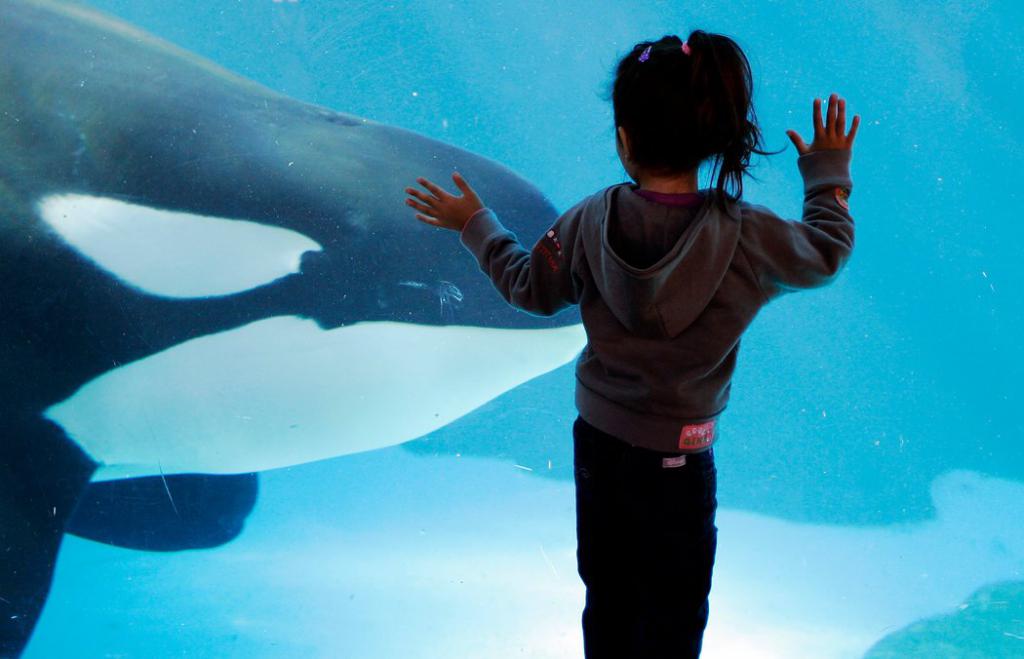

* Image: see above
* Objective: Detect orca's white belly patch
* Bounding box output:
[44,317,587,481]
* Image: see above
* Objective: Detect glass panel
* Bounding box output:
[2,1,1020,657]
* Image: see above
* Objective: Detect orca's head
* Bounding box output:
[4,0,580,332]
[34,109,580,332]
[4,0,588,479]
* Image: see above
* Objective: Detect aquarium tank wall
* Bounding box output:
[1,0,1021,657]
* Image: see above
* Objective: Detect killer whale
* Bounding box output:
[0,0,584,653]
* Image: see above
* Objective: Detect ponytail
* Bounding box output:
[607,31,783,212]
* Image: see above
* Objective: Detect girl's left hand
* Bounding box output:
[405,172,485,232]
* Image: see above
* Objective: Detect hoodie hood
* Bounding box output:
[581,184,742,339]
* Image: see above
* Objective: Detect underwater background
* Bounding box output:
[15,0,1023,657]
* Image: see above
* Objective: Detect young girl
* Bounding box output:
[405,30,858,658]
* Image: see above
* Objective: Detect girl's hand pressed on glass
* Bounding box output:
[405,172,485,232]
[786,92,860,155]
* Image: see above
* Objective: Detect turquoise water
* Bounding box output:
[11,0,1024,657]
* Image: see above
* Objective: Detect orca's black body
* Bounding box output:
[0,1,578,654]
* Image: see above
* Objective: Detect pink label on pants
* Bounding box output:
[679,420,716,451]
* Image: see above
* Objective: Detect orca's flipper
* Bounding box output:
[66,472,259,551]
[0,416,97,658]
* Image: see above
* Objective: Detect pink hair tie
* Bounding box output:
[681,41,691,55]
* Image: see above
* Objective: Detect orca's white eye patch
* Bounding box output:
[37,193,322,298]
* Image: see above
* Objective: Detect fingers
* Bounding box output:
[828,95,860,146]
[405,195,434,215]
[846,114,861,146]
[813,94,839,136]
[404,187,440,225]
[416,177,448,199]
[786,129,808,155]
[405,187,438,216]
[452,171,483,205]
[405,186,435,204]
[827,93,839,136]
[411,173,474,198]
[801,94,858,150]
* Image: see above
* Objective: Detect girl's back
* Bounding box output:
[406,29,859,659]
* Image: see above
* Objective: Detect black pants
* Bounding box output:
[573,415,718,659]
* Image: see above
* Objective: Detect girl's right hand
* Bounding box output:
[786,93,860,155]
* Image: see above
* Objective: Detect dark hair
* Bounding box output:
[606,31,782,211]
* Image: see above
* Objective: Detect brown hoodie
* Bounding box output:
[459,148,854,454]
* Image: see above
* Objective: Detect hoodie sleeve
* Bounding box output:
[457,197,587,316]
[741,148,855,300]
